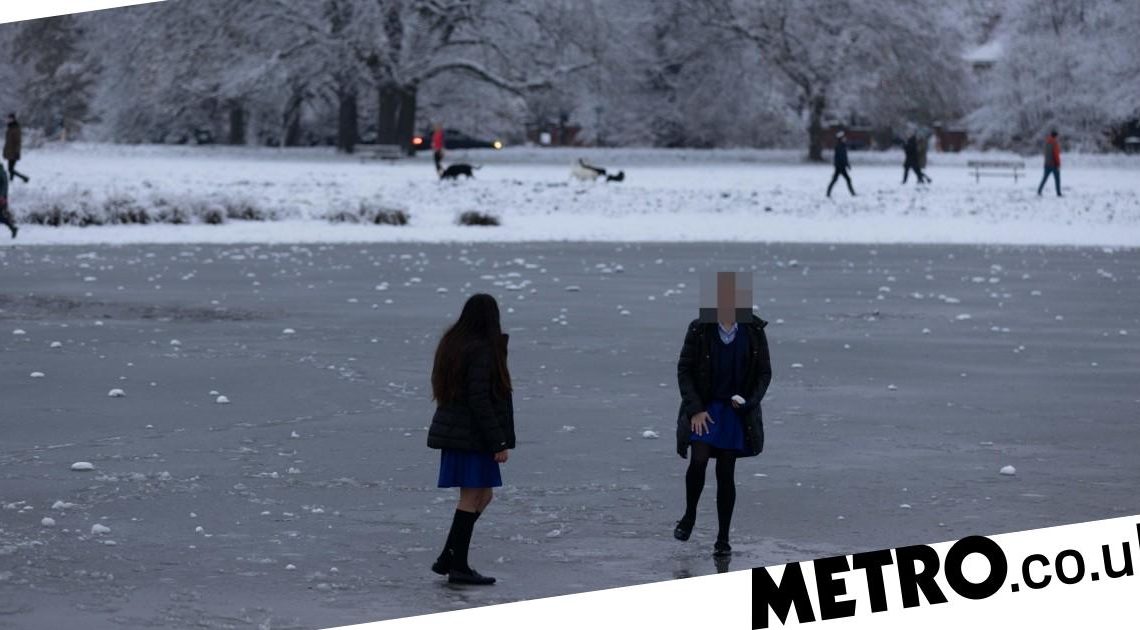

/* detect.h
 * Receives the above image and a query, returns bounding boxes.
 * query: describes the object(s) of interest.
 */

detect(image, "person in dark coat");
[826,131,855,197]
[674,271,772,556]
[916,132,931,183]
[902,132,930,184]
[426,293,515,585]
[4,114,29,184]
[1037,129,1062,197]
[0,167,17,238]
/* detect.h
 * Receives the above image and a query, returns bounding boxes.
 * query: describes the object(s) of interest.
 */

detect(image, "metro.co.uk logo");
[752,523,1140,628]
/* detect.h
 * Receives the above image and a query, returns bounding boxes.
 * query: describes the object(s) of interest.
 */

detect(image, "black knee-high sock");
[683,443,712,523]
[450,509,479,571]
[715,456,737,542]
[439,509,462,561]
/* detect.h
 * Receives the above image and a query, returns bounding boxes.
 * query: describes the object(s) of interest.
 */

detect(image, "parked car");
[411,128,503,152]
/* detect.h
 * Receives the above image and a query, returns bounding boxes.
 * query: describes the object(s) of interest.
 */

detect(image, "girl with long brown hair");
[427,293,515,585]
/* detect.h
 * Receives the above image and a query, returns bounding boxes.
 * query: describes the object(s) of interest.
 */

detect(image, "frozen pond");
[2,241,1139,628]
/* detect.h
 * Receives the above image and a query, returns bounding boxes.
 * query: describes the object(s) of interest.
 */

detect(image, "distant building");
[525,119,583,147]
[963,40,1004,75]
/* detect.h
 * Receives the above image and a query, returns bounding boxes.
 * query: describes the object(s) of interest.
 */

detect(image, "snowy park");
[2,0,1140,627]
[3,143,1139,247]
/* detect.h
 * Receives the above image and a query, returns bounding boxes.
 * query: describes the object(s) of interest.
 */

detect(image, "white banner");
[0,0,162,25]
[333,514,1140,629]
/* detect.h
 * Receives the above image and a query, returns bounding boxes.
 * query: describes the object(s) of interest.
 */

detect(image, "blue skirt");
[691,399,746,454]
[437,449,502,488]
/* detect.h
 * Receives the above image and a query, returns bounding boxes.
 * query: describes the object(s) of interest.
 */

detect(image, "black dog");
[439,163,480,180]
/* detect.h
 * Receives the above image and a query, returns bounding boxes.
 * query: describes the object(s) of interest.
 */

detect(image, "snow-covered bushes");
[323,202,409,226]
[15,189,283,226]
[457,211,500,226]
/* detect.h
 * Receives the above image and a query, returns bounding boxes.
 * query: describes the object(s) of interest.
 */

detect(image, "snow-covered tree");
[700,0,969,159]
[970,0,1140,151]
[8,14,100,139]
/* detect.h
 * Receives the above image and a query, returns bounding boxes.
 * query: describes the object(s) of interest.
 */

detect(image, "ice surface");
[0,240,1137,627]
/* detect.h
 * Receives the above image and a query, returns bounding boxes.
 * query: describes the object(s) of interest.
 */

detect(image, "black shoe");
[713,540,732,557]
[448,567,496,585]
[674,518,694,541]
[9,226,15,239]
[431,552,451,576]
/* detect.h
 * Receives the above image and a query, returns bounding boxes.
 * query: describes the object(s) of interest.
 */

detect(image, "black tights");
[683,441,737,542]
[827,167,855,196]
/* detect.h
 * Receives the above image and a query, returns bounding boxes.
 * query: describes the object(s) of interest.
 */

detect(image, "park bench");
[966,160,1026,183]
[357,144,405,161]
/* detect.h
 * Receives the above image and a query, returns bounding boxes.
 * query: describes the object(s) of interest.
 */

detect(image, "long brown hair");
[432,293,512,403]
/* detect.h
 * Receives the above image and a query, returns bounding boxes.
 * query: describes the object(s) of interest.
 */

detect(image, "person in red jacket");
[1037,129,1062,197]
[431,123,445,174]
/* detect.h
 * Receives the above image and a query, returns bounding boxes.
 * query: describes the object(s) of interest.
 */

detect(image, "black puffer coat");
[427,335,515,453]
[676,315,772,458]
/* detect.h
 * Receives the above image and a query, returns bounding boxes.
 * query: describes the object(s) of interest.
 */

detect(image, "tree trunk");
[808,94,825,162]
[378,82,417,153]
[377,83,400,144]
[282,89,304,147]
[228,100,246,145]
[396,87,417,155]
[336,86,357,154]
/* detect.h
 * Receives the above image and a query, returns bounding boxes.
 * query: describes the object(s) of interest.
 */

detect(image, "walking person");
[431,123,445,174]
[902,132,930,185]
[916,131,931,183]
[826,131,856,197]
[4,113,29,184]
[674,271,772,557]
[0,167,17,238]
[1037,128,1062,197]
[427,293,515,585]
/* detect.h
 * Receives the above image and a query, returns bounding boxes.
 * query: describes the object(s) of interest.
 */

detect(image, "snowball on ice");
[41,517,56,527]
[91,524,111,535]
[107,388,126,397]
[29,372,45,378]
[1000,465,1017,476]
[70,462,95,472]
[641,430,659,439]
[215,395,230,404]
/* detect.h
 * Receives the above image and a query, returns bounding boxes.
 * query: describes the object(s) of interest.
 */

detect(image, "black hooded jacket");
[427,335,516,452]
[676,315,772,458]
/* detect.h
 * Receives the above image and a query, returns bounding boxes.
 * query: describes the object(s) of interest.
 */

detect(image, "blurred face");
[699,271,754,324]
[717,272,735,323]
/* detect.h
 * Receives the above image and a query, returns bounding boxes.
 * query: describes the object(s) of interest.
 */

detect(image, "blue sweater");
[710,326,749,401]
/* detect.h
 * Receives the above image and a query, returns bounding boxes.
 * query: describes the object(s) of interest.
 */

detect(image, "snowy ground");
[2,143,1139,247]
[2,241,1139,628]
